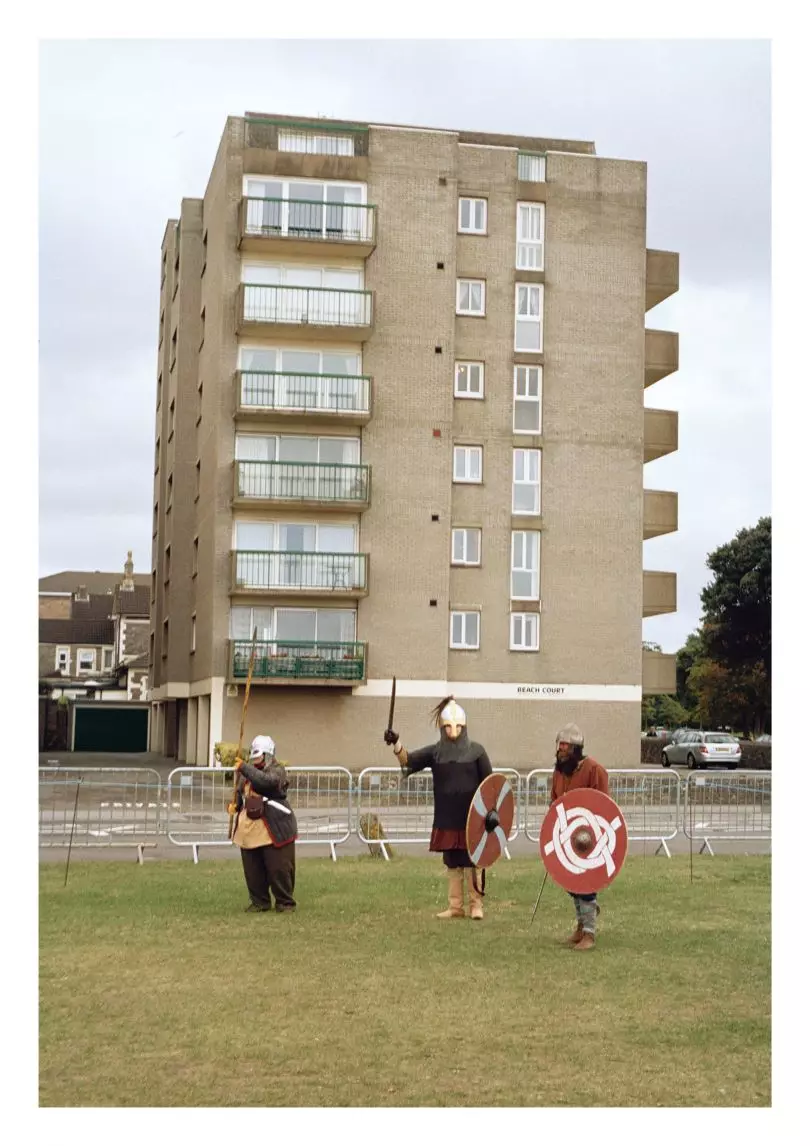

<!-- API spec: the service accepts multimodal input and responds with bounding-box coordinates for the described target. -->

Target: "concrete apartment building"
[149,113,679,768]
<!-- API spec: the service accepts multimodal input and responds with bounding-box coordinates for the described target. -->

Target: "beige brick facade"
[148,115,679,768]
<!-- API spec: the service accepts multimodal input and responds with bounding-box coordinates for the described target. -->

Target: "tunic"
[403,731,492,859]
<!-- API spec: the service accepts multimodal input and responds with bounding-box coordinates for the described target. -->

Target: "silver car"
[661,730,742,770]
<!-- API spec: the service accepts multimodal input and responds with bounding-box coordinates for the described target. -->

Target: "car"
[661,730,742,770]
[669,727,692,745]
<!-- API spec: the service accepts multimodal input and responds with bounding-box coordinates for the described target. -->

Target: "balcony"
[644,408,679,463]
[234,370,372,425]
[229,639,367,686]
[233,460,371,512]
[239,197,376,259]
[645,329,679,388]
[645,250,679,311]
[230,551,369,598]
[237,283,374,341]
[643,571,677,617]
[643,489,678,540]
[642,648,677,695]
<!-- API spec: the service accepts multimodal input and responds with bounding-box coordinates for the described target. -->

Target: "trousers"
[240,842,296,910]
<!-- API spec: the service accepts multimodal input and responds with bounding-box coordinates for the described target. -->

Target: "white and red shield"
[540,789,628,894]
[466,774,515,868]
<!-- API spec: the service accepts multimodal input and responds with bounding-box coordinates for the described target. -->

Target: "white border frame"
[516,202,545,271]
[456,278,486,317]
[513,365,543,433]
[454,361,485,400]
[76,648,96,674]
[512,448,542,514]
[449,611,480,651]
[458,197,488,235]
[450,527,482,567]
[509,612,541,652]
[510,531,541,601]
[515,283,544,351]
[452,445,484,484]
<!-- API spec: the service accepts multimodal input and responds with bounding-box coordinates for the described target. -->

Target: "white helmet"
[556,723,584,748]
[439,699,467,736]
[250,734,276,761]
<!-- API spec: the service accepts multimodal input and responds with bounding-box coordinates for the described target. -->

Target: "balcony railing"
[237,370,371,417]
[231,640,366,682]
[241,283,373,328]
[242,197,375,244]
[232,551,368,594]
[234,460,370,504]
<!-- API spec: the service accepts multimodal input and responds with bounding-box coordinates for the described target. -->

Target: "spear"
[228,627,259,840]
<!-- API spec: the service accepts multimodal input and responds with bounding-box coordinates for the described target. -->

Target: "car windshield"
[705,734,737,744]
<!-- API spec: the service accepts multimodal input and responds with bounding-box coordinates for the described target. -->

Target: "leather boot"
[466,868,484,920]
[565,924,584,946]
[573,932,595,951]
[436,868,465,918]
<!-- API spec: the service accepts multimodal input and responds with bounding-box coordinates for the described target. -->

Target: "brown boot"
[573,932,595,951]
[466,868,484,920]
[436,868,465,919]
[565,925,584,946]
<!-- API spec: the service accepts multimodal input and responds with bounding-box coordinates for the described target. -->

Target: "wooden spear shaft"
[228,627,258,840]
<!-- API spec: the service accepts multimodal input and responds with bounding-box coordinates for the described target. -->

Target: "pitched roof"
[39,618,115,646]
[112,585,151,618]
[71,595,115,621]
[39,571,150,594]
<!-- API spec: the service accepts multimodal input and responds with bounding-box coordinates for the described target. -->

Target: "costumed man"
[229,734,298,914]
[550,723,609,951]
[384,697,492,920]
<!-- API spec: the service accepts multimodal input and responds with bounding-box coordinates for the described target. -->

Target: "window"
[162,619,169,657]
[243,178,369,241]
[458,197,487,234]
[199,307,205,349]
[164,545,171,583]
[239,345,365,412]
[152,502,158,538]
[518,153,546,182]
[511,531,541,599]
[513,449,541,514]
[453,446,483,483]
[454,361,484,399]
[514,366,542,433]
[515,284,544,350]
[229,606,357,645]
[451,528,481,566]
[55,647,70,673]
[450,611,480,650]
[102,647,114,671]
[192,537,199,578]
[240,263,367,325]
[197,380,203,426]
[156,372,162,410]
[170,328,177,370]
[456,279,486,316]
[510,612,540,651]
[151,570,156,602]
[195,460,201,501]
[516,203,545,270]
[154,436,160,474]
[167,474,173,510]
[168,399,175,441]
[77,649,96,673]
[191,614,196,654]
[278,130,354,156]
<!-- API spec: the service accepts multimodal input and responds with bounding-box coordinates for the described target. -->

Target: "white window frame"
[516,202,545,270]
[191,614,197,654]
[55,647,70,672]
[456,279,486,317]
[513,366,543,434]
[453,445,483,484]
[510,612,540,651]
[450,611,480,650]
[77,649,96,673]
[277,131,354,157]
[518,153,546,182]
[458,197,487,234]
[510,531,541,600]
[101,647,114,672]
[454,361,484,400]
[515,283,544,351]
[512,449,542,515]
[451,528,482,567]
[229,606,357,644]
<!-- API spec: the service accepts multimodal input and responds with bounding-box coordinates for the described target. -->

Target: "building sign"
[354,681,641,702]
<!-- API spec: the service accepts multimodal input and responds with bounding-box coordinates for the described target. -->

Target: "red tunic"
[550,756,609,804]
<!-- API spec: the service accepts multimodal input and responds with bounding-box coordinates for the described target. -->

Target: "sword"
[386,676,396,737]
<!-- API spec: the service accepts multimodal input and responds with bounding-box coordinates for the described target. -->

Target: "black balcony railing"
[234,460,370,503]
[238,371,371,415]
[242,284,373,328]
[231,640,366,682]
[243,197,375,244]
[232,551,368,593]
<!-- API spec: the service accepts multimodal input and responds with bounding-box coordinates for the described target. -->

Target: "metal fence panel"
[355,767,522,847]
[166,766,352,861]
[523,768,681,855]
[683,772,771,854]
[38,768,163,856]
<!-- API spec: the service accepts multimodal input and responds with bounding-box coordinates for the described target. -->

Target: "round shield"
[466,774,515,868]
[540,788,628,894]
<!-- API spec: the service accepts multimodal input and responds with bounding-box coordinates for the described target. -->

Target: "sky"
[37,38,771,654]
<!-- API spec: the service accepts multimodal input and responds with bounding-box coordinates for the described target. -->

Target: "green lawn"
[39,855,770,1107]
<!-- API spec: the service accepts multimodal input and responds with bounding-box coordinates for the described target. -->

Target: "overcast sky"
[38,38,770,653]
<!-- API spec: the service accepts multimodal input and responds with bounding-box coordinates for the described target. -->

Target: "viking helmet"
[556,723,584,748]
[439,698,467,737]
[250,734,276,762]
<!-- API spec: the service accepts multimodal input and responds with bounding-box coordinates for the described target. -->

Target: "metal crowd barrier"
[354,767,521,861]
[166,766,352,863]
[523,769,682,856]
[38,767,163,863]
[683,771,771,855]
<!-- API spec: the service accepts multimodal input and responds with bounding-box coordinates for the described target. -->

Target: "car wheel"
[662,751,671,767]
[687,753,697,770]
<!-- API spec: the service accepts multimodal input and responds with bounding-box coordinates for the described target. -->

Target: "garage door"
[73,706,149,752]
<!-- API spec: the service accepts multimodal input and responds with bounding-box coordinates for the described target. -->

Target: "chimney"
[122,550,135,592]
[75,585,89,602]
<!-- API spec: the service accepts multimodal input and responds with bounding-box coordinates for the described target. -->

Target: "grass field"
[39,854,770,1108]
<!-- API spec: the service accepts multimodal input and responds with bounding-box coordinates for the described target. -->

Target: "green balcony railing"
[232,551,368,593]
[231,640,366,682]
[237,370,371,416]
[242,197,375,244]
[234,460,370,504]
[241,283,373,328]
